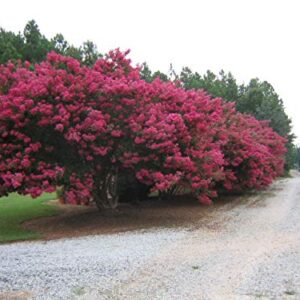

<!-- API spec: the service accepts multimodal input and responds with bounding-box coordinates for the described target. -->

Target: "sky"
[1,0,299,144]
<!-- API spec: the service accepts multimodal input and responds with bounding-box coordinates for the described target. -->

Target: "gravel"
[0,230,188,299]
[1,171,300,300]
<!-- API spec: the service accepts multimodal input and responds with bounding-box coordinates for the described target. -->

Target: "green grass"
[0,192,60,243]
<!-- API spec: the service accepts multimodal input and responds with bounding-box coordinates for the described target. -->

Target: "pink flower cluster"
[0,50,286,205]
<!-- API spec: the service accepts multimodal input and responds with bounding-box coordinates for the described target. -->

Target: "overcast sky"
[1,0,299,143]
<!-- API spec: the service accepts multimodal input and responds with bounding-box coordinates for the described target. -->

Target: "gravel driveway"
[1,171,300,300]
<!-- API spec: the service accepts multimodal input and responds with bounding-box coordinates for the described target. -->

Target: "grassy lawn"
[0,192,60,243]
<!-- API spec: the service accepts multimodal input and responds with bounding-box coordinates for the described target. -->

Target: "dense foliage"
[141,64,294,171]
[1,20,294,172]
[178,68,294,171]
[0,50,286,209]
[0,20,101,66]
[295,147,300,169]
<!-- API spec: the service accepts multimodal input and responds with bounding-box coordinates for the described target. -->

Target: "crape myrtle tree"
[218,109,286,190]
[0,50,225,207]
[237,79,294,171]
[0,50,287,209]
[0,50,144,209]
[179,68,294,171]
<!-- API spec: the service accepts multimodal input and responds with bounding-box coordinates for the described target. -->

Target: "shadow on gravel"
[20,201,232,241]
[20,180,285,242]
[23,196,212,241]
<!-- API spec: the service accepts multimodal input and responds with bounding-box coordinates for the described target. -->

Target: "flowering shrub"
[0,50,286,209]
[220,110,286,191]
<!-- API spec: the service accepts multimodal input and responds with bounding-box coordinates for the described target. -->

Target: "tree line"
[0,20,297,210]
[141,65,296,171]
[0,20,296,171]
[0,20,101,66]
[0,51,286,209]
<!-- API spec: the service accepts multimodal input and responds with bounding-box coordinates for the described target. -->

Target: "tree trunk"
[159,185,180,200]
[94,171,119,210]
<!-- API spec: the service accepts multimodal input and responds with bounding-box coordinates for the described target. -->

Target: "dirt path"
[107,171,300,299]
[1,171,300,299]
